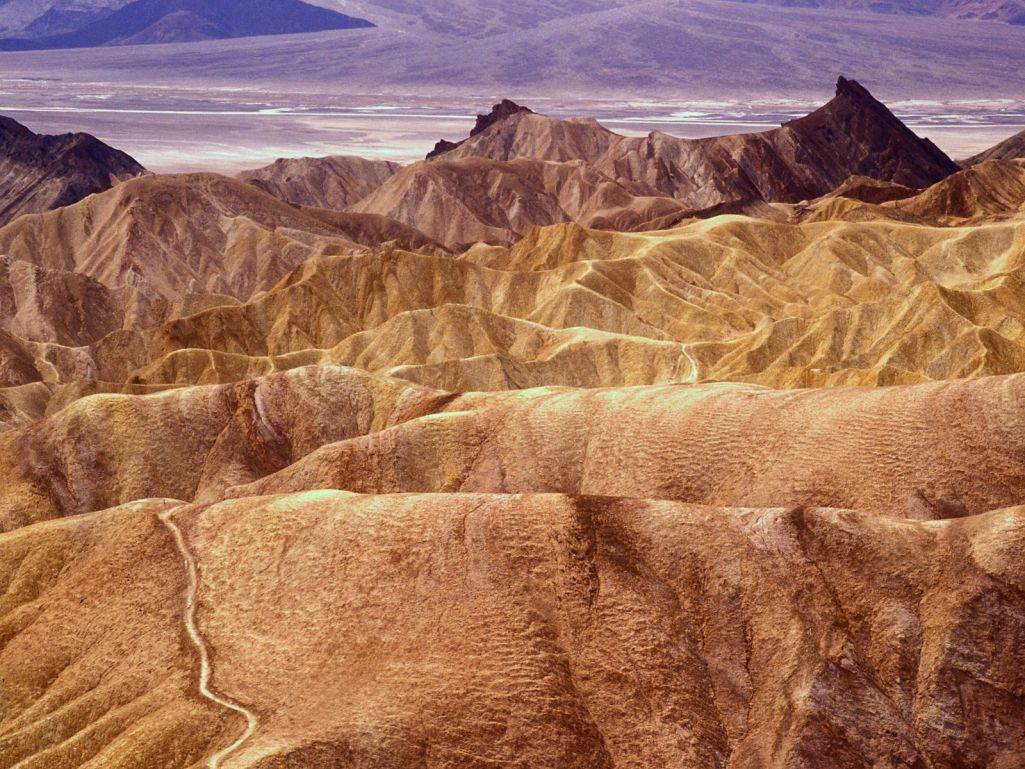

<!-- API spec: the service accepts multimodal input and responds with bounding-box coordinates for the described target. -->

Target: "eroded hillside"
[2,82,1025,768]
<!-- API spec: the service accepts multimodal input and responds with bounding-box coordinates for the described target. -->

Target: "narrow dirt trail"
[159,507,258,769]
[682,344,700,383]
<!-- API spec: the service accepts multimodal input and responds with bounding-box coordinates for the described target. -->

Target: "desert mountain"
[0,1,122,37]
[0,171,438,299]
[349,156,689,248]
[3,176,1025,411]
[237,154,402,210]
[0,0,373,49]
[966,127,1025,164]
[381,79,958,246]
[0,113,145,226]
[3,102,1025,769]
[804,159,1025,223]
[431,79,958,202]
[742,0,1025,23]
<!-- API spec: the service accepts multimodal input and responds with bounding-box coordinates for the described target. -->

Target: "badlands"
[1,78,1025,768]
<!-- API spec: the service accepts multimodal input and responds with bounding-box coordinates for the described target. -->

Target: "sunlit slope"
[5,209,1022,396]
[3,366,1025,528]
[3,491,1024,767]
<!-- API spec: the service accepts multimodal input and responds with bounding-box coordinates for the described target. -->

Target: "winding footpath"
[682,343,700,384]
[159,507,258,769]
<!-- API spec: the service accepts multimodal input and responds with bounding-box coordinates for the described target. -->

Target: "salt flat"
[1,79,1022,171]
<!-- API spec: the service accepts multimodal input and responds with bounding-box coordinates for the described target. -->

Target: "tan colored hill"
[237,154,401,209]
[4,365,1025,528]
[2,491,1023,768]
[817,175,919,205]
[0,171,438,299]
[6,206,1016,397]
[0,113,145,226]
[1,212,1024,406]
[805,159,1025,224]
[893,159,1025,221]
[0,365,449,528]
[349,156,688,248]
[967,127,1025,164]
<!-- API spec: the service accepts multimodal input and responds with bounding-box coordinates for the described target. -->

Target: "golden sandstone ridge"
[3,81,1025,768]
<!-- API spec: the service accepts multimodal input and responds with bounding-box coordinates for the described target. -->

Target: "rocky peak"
[834,75,873,103]
[469,99,533,138]
[0,115,35,142]
[782,76,960,188]
[428,99,534,159]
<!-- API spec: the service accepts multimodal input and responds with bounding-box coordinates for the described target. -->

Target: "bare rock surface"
[237,154,402,210]
[968,128,1025,164]
[2,491,1024,767]
[3,367,1025,528]
[410,79,959,243]
[0,113,145,226]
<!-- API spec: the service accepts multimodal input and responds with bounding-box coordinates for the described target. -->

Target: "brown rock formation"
[966,127,1025,165]
[427,99,535,159]
[0,113,145,226]
[2,491,1024,767]
[237,154,402,209]
[0,171,438,299]
[350,156,687,247]
[419,79,958,220]
[4,365,1025,527]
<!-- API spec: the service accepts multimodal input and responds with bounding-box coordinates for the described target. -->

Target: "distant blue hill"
[0,0,374,50]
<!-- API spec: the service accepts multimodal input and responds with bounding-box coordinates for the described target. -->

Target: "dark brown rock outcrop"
[0,114,145,225]
[427,99,534,159]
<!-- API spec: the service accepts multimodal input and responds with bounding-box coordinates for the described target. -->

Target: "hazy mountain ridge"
[739,0,1025,23]
[0,0,373,49]
[1,0,1024,97]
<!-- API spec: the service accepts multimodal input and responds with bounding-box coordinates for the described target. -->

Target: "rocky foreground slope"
[2,90,1025,768]
[2,369,1025,767]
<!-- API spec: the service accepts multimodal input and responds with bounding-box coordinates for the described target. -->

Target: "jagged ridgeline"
[2,78,1025,769]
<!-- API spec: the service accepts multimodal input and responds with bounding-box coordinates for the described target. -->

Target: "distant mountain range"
[740,0,1025,24]
[0,0,1019,54]
[0,0,373,49]
[0,1,1022,97]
